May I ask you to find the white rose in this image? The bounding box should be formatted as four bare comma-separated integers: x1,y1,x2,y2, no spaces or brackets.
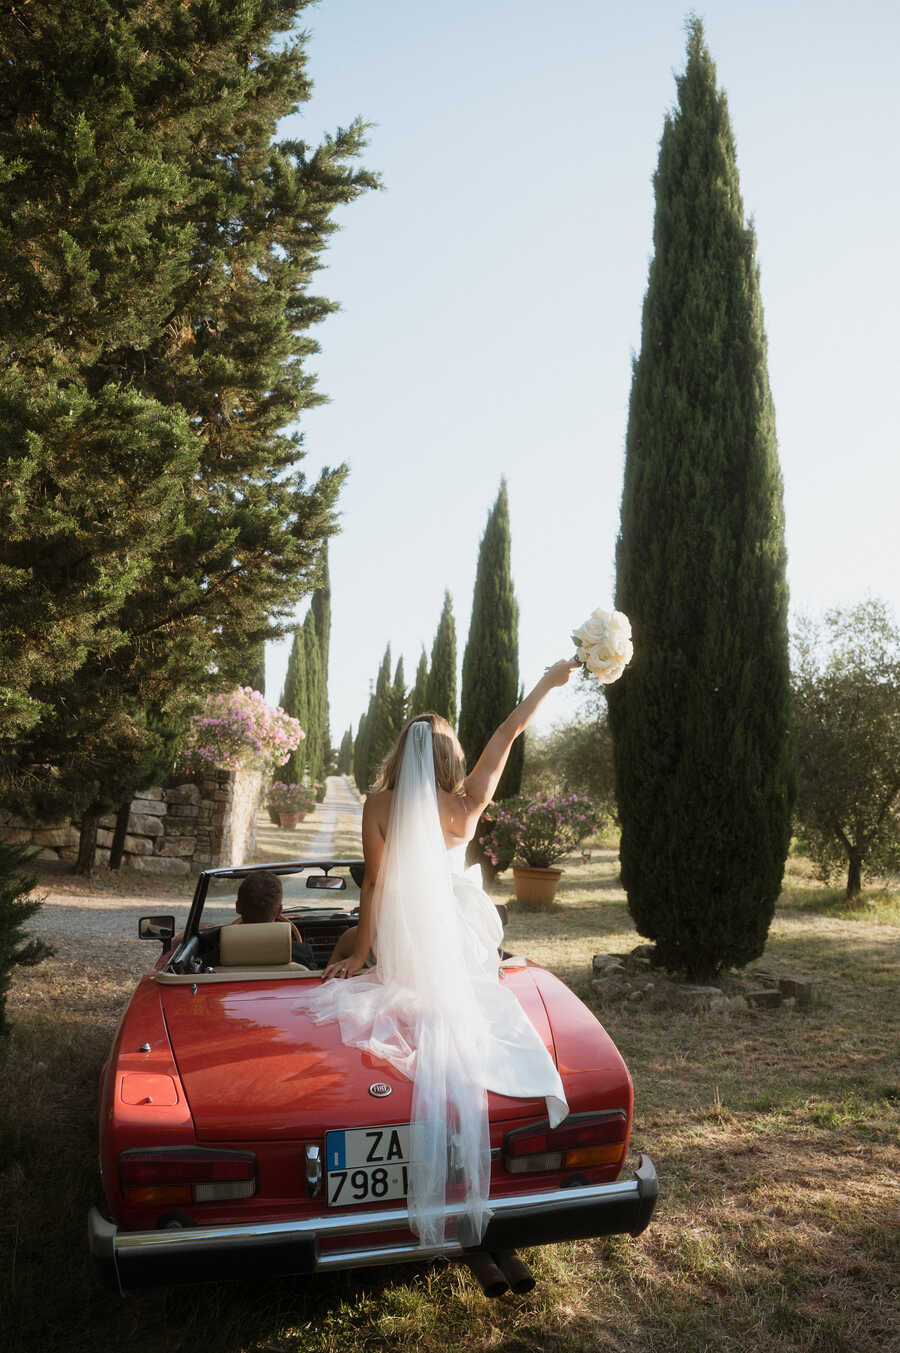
608,610,632,644
575,611,611,646
583,641,618,683
572,609,611,661
607,612,633,666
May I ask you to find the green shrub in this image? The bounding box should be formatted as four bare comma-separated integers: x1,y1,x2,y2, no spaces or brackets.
0,840,53,1036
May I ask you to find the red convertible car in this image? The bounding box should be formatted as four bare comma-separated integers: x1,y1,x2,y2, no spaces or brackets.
88,859,657,1293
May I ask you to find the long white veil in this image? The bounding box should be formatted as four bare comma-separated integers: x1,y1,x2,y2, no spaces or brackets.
298,721,493,1246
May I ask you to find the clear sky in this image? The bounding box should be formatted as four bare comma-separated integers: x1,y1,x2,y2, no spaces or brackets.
264,0,900,741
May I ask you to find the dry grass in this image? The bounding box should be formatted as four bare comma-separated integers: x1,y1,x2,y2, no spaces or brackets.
778,851,900,926
1,846,898,1353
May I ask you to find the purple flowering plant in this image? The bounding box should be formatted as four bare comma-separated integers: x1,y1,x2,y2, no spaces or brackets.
178,687,304,774
478,792,602,870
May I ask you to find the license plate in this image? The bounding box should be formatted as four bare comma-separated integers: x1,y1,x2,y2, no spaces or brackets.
325,1124,411,1207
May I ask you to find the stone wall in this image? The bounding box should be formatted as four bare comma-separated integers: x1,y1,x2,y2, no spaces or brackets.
0,767,265,876
216,767,263,866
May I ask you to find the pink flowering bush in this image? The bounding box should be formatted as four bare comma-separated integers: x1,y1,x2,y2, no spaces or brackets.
179,687,304,773
267,781,316,815
479,792,602,870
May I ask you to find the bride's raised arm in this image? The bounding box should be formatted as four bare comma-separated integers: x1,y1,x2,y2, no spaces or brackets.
462,659,578,817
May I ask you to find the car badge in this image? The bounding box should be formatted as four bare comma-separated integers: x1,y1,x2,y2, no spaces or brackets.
369,1082,392,1098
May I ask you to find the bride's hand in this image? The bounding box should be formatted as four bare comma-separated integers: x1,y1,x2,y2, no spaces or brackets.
544,658,580,688
322,950,368,980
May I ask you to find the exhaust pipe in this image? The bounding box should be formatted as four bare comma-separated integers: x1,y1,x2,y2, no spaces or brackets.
491,1248,536,1295
464,1247,536,1297
464,1249,509,1298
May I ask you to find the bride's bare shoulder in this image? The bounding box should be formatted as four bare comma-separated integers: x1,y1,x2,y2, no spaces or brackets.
437,787,475,839
362,789,391,845
364,789,392,817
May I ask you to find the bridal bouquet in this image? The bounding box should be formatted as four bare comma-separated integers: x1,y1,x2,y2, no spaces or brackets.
572,607,633,684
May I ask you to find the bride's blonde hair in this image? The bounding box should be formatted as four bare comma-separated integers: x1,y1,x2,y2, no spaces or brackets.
373,712,467,795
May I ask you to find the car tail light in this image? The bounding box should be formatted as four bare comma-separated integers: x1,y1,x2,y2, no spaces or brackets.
503,1111,628,1174
119,1148,257,1205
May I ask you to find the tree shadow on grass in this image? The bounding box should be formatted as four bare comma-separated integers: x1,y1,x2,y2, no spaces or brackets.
604,1115,900,1353
1,1103,453,1353
762,919,900,970
0,1001,426,1353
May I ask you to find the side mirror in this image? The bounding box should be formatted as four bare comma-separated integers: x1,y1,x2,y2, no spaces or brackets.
306,874,346,891
139,915,176,947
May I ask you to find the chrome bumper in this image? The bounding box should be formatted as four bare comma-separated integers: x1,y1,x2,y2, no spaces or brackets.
89,1155,657,1291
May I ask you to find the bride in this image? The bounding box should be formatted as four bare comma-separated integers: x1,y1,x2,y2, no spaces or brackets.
296,658,578,1248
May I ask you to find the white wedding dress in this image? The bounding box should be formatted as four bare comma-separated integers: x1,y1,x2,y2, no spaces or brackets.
294,723,568,1247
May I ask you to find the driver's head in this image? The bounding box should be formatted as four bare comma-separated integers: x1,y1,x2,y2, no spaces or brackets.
235,872,283,923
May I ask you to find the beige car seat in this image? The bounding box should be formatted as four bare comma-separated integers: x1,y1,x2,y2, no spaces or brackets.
218,922,307,971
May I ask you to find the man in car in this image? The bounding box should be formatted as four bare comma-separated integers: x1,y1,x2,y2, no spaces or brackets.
232,871,317,968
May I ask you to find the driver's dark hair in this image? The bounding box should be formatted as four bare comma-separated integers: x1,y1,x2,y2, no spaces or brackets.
236,872,282,923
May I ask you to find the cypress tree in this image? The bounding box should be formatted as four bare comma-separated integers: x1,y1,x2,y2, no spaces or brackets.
410,648,429,716
364,646,394,790
303,610,324,789
281,627,308,785
458,482,522,798
391,657,407,735
337,726,354,776
353,708,370,790
606,19,792,981
426,593,457,727
279,637,296,715
311,545,332,768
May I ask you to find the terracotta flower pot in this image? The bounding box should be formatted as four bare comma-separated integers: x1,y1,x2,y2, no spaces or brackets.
277,812,301,829
512,864,563,907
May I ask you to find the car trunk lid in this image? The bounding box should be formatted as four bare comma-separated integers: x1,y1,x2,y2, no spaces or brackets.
160,969,557,1142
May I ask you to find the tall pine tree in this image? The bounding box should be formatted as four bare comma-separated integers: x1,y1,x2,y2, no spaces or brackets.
459,482,522,797
0,16,199,740
606,19,792,981
426,592,457,727
0,3,376,852
245,641,268,697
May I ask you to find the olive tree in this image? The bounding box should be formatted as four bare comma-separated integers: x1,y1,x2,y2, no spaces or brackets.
523,710,616,815
791,599,900,896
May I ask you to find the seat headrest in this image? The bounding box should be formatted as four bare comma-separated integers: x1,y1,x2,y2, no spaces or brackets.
219,922,293,966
